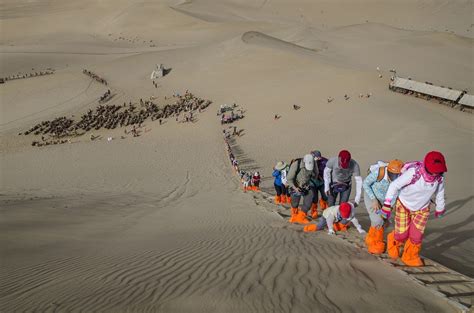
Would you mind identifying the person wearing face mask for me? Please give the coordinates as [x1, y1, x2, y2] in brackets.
[382, 151, 447, 267]
[324, 150, 363, 206]
[363, 159, 404, 255]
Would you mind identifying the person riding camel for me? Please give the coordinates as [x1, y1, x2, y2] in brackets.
[287, 154, 317, 224]
[382, 151, 447, 267]
[363, 159, 404, 255]
[303, 202, 366, 235]
[324, 150, 362, 207]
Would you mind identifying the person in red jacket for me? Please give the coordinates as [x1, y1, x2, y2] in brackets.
[252, 172, 261, 191]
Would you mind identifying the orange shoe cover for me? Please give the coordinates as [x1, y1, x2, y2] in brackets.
[304, 224, 318, 232]
[368, 227, 385, 255]
[401, 239, 424, 267]
[365, 226, 377, 248]
[387, 231, 402, 260]
[274, 195, 281, 204]
[288, 207, 298, 223]
[334, 222, 349, 232]
[291, 210, 310, 224]
[319, 199, 329, 210]
[310, 204, 318, 219]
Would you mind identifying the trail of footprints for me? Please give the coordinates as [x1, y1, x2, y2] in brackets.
[249, 189, 473, 311]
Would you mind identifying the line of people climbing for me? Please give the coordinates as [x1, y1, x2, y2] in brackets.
[270, 149, 447, 267]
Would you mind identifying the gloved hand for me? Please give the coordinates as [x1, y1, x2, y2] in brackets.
[328, 229, 335, 235]
[435, 209, 446, 218]
[380, 206, 392, 219]
[357, 227, 366, 234]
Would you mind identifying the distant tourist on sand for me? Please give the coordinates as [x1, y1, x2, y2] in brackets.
[242, 172, 251, 192]
[251, 172, 261, 191]
[383, 151, 447, 267]
[272, 161, 287, 204]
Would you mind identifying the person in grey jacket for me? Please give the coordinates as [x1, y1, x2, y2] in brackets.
[287, 154, 317, 224]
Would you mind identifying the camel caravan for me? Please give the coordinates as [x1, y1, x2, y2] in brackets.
[82, 69, 108, 86]
[1, 69, 55, 83]
[21, 91, 212, 147]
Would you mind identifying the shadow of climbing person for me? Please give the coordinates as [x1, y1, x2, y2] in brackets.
[422, 195, 474, 276]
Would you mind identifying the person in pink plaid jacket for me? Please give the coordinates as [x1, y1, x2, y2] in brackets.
[381, 151, 447, 267]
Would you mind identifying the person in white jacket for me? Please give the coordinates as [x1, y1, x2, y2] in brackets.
[382, 151, 447, 267]
[324, 150, 363, 206]
[303, 202, 366, 235]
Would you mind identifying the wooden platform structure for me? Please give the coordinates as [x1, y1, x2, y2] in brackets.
[458, 94, 474, 109]
[390, 77, 463, 102]
[389, 76, 473, 113]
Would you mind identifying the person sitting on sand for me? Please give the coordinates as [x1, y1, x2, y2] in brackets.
[272, 162, 287, 204]
[382, 151, 447, 267]
[324, 150, 362, 207]
[363, 159, 404, 255]
[287, 154, 317, 224]
[303, 202, 366, 235]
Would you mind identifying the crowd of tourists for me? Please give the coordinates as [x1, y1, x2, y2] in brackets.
[22, 91, 212, 145]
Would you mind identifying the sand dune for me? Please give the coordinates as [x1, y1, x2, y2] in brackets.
[1, 0, 473, 311]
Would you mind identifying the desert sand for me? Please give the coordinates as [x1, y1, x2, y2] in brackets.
[1, 0, 473, 312]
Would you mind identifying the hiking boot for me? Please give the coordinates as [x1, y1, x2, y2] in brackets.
[387, 231, 403, 260]
[368, 227, 385, 255]
[401, 239, 424, 267]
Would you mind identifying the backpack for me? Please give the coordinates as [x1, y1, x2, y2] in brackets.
[288, 158, 303, 187]
[401, 161, 442, 187]
[367, 161, 388, 182]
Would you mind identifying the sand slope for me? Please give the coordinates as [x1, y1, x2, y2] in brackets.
[1, 0, 473, 311]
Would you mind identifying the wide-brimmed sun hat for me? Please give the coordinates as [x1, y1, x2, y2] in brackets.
[275, 161, 287, 171]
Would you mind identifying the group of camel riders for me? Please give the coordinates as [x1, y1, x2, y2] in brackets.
[272, 150, 447, 267]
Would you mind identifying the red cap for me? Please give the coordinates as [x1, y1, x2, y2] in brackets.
[338, 150, 351, 169]
[424, 151, 447, 174]
[339, 202, 351, 218]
